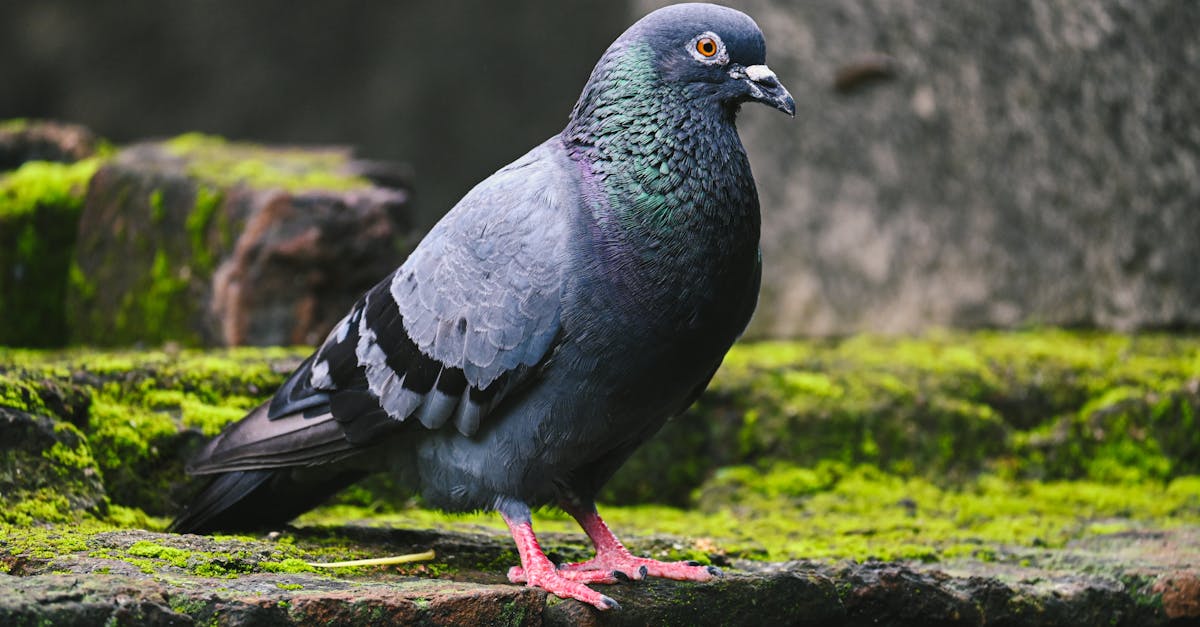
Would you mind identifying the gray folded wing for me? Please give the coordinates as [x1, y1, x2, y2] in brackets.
[187, 139, 576, 475]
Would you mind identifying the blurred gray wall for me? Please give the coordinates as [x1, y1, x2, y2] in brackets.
[641, 0, 1200, 335]
[0, 0, 628, 226]
[6, 1, 1200, 336]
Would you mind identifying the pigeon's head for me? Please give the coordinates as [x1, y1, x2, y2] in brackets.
[573, 3, 795, 122]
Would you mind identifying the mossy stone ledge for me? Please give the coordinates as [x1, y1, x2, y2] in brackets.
[0, 332, 1197, 623]
[67, 134, 416, 347]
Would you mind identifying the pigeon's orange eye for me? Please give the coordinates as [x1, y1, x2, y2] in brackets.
[696, 37, 718, 58]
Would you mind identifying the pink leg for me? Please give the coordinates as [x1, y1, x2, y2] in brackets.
[502, 512, 621, 610]
[561, 504, 723, 582]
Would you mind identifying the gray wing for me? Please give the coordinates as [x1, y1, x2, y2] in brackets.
[356, 138, 574, 434]
[366, 141, 571, 425]
[188, 139, 578, 475]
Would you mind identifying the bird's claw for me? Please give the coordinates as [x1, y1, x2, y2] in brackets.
[509, 565, 619, 585]
[561, 554, 719, 582]
[508, 564, 622, 610]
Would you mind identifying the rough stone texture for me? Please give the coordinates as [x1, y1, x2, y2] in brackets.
[2, 526, 1194, 626]
[0, 119, 99, 170]
[208, 185, 410, 347]
[68, 140, 414, 347]
[642, 0, 1200, 335]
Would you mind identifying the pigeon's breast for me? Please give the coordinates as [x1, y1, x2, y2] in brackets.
[563, 169, 761, 385]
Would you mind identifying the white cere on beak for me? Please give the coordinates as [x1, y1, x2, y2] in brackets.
[745, 65, 778, 85]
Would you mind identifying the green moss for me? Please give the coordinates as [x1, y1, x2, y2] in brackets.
[0, 117, 29, 132]
[68, 260, 96, 304]
[179, 397, 248, 436]
[0, 158, 101, 220]
[148, 189, 165, 223]
[0, 489, 80, 526]
[0, 370, 50, 413]
[138, 248, 193, 341]
[292, 464, 1200, 565]
[2, 334, 1199, 579]
[127, 540, 191, 567]
[260, 558, 317, 574]
[165, 133, 370, 193]
[0, 158, 106, 346]
[0, 347, 309, 516]
[186, 184, 223, 273]
[607, 331, 1200, 504]
[42, 438, 98, 476]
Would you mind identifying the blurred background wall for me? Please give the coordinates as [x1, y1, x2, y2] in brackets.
[0, 0, 626, 227]
[3, 0, 1198, 337]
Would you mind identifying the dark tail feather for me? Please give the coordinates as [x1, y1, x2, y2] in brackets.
[169, 468, 365, 534]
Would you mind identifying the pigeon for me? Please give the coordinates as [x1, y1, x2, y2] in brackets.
[171, 2, 793, 610]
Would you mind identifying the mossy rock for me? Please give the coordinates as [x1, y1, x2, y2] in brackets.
[0, 335, 1198, 623]
[0, 347, 306, 518]
[0, 406, 107, 525]
[0, 158, 105, 347]
[604, 331, 1200, 504]
[68, 136, 414, 347]
[0, 120, 111, 348]
[1, 330, 1197, 524]
[0, 120, 415, 349]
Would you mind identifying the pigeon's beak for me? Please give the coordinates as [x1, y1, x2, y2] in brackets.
[735, 64, 795, 117]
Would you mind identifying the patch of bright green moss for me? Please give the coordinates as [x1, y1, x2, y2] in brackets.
[42, 437, 98, 476]
[165, 133, 370, 193]
[0, 347, 307, 516]
[148, 189, 165, 223]
[186, 184, 223, 273]
[2, 334, 1199, 574]
[0, 370, 50, 413]
[608, 331, 1200, 505]
[0, 158, 106, 346]
[138, 248, 194, 341]
[0, 489, 81, 526]
[0, 158, 101, 220]
[260, 558, 317, 574]
[297, 464, 1200, 564]
[0, 516, 372, 580]
[127, 540, 191, 567]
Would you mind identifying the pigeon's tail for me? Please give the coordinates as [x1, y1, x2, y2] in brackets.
[169, 397, 374, 534]
[169, 467, 365, 534]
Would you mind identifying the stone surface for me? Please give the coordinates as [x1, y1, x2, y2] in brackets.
[67, 137, 414, 347]
[641, 0, 1200, 335]
[1, 339, 1198, 623]
[0, 119, 99, 170]
[2, 525, 1193, 626]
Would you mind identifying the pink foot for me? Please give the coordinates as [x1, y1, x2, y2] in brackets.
[504, 515, 620, 611]
[507, 565, 620, 585]
[562, 504, 725, 582]
[561, 550, 722, 582]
